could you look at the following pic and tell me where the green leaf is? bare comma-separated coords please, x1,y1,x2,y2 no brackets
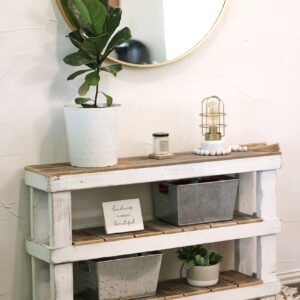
86,62,98,70
83,0,107,35
67,69,90,80
106,7,122,36
69,0,93,34
102,27,131,60
99,0,109,10
60,0,81,29
68,30,84,49
101,92,113,107
81,33,110,56
100,64,122,76
75,97,93,104
85,71,100,86
195,255,207,266
81,103,95,108
78,81,90,96
63,51,95,66
185,260,195,269
209,252,222,265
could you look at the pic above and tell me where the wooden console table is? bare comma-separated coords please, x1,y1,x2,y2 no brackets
25,151,282,300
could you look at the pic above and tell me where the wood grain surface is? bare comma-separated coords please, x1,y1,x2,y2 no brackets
72,213,263,246
25,151,280,177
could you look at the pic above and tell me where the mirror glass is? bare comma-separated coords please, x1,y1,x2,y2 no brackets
109,0,226,67
58,0,226,67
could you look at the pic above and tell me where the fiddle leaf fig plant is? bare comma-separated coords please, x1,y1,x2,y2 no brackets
62,0,131,108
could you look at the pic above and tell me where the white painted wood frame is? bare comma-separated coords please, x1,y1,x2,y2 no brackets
235,172,256,276
30,189,73,300
48,192,73,300
30,188,51,300
256,170,280,300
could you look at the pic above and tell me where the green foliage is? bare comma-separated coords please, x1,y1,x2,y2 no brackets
100,64,122,76
62,0,131,108
177,245,222,269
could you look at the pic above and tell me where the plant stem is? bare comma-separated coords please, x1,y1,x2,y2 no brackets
94,82,99,108
180,262,185,279
94,68,100,108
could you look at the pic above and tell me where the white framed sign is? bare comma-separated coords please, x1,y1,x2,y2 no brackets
102,199,144,234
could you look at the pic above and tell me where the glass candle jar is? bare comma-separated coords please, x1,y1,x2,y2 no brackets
153,133,169,155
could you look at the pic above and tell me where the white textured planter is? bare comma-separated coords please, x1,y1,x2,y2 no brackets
64,105,120,167
187,263,220,287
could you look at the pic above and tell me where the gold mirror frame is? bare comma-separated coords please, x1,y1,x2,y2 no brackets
56,0,227,68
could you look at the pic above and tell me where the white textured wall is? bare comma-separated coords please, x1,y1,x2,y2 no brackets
0,0,300,299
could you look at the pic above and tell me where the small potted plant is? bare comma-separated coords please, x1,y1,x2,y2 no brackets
177,245,222,287
61,0,131,167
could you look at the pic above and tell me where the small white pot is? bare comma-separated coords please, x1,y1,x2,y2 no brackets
187,264,220,287
64,105,120,167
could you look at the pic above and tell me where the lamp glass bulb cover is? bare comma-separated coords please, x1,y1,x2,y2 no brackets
200,96,226,141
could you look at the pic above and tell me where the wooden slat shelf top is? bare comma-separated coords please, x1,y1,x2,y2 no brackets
75,271,263,300
72,212,262,246
25,151,280,177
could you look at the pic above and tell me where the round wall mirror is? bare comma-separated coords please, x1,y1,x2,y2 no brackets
57,0,227,68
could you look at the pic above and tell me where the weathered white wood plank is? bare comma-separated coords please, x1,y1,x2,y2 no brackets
236,172,256,215
26,171,49,191
48,192,72,248
256,170,279,287
257,170,277,219
30,188,37,300
235,237,256,277
30,188,50,300
25,155,281,192
50,264,73,300
235,172,256,276
257,235,278,282
31,189,49,244
48,192,73,300
27,239,51,263
44,219,281,264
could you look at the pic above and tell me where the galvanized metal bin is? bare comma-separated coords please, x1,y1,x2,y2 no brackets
152,176,239,226
75,252,162,300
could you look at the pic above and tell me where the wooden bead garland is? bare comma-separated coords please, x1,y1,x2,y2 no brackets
193,145,248,156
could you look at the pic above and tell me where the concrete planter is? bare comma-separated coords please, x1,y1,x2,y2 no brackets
187,263,220,287
75,252,162,300
64,105,120,167
152,176,239,226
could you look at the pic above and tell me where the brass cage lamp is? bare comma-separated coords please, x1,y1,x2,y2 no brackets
200,96,226,141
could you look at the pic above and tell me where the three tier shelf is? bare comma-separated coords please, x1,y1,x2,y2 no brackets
25,151,282,300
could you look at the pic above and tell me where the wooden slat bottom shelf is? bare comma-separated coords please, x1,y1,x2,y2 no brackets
73,212,262,246
75,271,263,300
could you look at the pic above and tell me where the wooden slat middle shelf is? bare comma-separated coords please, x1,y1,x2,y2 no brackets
75,271,263,300
73,212,262,246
